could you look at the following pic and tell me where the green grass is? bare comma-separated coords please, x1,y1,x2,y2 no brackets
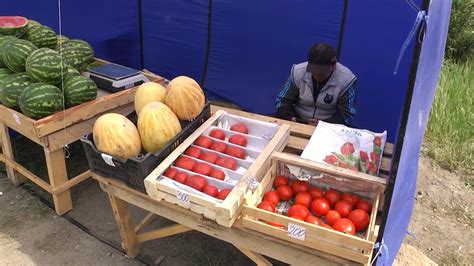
424,59,473,174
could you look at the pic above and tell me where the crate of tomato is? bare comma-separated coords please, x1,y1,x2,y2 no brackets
144,110,290,227
241,152,385,265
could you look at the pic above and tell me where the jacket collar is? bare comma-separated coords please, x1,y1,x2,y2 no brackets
302,63,340,87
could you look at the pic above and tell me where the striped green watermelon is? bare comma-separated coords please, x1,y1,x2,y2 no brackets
0,72,33,110
58,39,94,71
3,39,38,73
23,25,57,49
0,36,17,68
0,16,28,37
0,68,13,78
27,19,41,29
63,75,97,107
26,48,65,84
55,35,69,50
19,83,63,119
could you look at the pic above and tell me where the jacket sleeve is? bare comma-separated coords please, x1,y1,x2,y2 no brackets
275,75,300,120
325,83,356,125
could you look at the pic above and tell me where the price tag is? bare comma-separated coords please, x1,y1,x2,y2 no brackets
247,176,259,192
176,190,190,206
12,113,21,125
101,153,115,167
287,223,306,240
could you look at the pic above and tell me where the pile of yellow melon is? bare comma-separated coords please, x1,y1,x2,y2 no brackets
92,76,205,160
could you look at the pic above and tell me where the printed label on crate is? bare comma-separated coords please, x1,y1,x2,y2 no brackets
12,113,21,125
101,153,115,167
246,176,260,192
287,223,306,240
176,189,191,207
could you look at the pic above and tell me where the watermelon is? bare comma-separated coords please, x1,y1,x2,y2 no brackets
0,16,28,37
19,83,63,119
0,68,13,78
0,72,33,110
3,39,38,72
58,39,94,71
26,48,65,84
55,35,69,51
63,75,97,107
0,36,17,68
27,19,41,29
23,25,57,49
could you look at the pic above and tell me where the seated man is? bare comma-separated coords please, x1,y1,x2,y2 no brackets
275,43,357,126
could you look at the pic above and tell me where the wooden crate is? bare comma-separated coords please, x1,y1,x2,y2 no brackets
144,110,290,227
241,152,385,265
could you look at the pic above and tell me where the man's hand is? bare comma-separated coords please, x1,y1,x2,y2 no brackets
308,118,319,126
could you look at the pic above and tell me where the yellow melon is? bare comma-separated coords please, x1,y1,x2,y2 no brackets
165,76,205,120
137,101,182,153
134,82,167,115
92,113,142,160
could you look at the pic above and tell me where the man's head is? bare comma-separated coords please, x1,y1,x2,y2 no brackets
306,43,337,81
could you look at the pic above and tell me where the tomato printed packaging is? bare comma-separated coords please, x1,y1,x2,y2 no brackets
301,121,387,176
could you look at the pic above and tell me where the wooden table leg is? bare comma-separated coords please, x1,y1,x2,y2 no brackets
235,245,273,266
0,123,24,186
108,193,140,258
44,148,72,215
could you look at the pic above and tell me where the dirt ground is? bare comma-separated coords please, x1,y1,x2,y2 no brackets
0,138,472,265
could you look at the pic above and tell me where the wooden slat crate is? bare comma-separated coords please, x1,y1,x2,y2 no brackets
240,152,385,265
144,110,290,227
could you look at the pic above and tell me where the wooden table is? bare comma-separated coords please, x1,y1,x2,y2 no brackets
93,105,393,265
0,70,164,215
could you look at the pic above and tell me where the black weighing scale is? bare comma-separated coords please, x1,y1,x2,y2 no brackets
85,63,149,92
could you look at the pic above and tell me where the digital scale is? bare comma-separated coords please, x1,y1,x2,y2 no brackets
84,63,149,92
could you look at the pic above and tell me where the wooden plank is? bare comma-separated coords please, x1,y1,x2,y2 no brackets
234,246,272,266
0,107,44,145
366,188,382,242
51,170,91,195
98,175,349,265
383,142,393,156
0,122,23,185
0,154,51,193
44,148,72,215
134,213,156,233
107,193,140,258
136,224,191,243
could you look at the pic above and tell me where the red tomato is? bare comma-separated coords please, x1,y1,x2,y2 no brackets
342,192,360,208
203,185,219,197
290,180,309,195
194,136,213,149
334,200,353,218
325,210,341,226
305,215,322,226
273,175,289,188
257,201,275,212
294,192,312,209
348,209,370,231
209,129,226,140
310,198,330,217
230,123,248,134
217,189,231,200
308,187,325,199
276,185,293,201
225,146,246,159
321,223,333,230
163,168,177,179
332,218,356,235
199,152,219,164
210,142,227,153
356,199,373,214
228,135,248,147
184,146,202,158
325,189,341,207
210,169,225,180
215,157,237,170
193,162,213,176
267,221,285,228
175,156,195,171
287,204,310,220
174,172,188,183
289,214,306,221
263,191,280,205
184,175,207,192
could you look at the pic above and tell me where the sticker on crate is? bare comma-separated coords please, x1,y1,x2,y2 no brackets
301,121,387,176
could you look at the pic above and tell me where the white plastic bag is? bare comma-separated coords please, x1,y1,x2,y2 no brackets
301,121,387,176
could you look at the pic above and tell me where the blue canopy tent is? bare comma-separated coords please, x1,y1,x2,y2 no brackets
0,0,451,264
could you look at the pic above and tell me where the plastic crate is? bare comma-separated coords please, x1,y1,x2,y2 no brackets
81,103,211,191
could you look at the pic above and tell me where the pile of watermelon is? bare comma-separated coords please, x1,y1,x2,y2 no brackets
0,16,99,119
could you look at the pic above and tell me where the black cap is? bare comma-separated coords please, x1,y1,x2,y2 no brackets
306,43,337,73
